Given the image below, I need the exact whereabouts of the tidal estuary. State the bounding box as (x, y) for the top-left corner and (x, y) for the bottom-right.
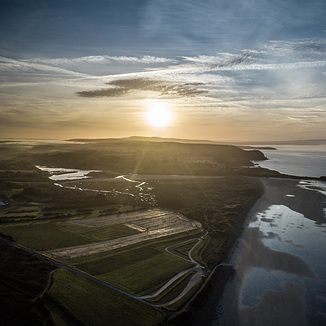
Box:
(211, 178), (326, 326)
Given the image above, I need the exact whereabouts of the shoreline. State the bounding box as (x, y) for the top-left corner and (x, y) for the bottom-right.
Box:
(168, 174), (326, 325)
(167, 177), (266, 325)
(176, 175), (326, 326)
(215, 176), (326, 326)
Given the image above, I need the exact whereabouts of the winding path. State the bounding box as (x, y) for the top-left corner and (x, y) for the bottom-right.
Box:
(138, 233), (208, 307)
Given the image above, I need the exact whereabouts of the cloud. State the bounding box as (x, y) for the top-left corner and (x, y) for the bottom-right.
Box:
(180, 39), (326, 72)
(3, 38), (325, 85)
(77, 87), (127, 98)
(72, 38), (326, 108)
(2, 38), (326, 122)
(25, 55), (175, 66)
(211, 60), (326, 71)
(183, 46), (326, 72)
(76, 78), (207, 98)
(0, 56), (88, 77)
(183, 52), (262, 66)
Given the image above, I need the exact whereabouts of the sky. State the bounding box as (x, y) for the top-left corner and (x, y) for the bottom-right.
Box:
(1, 0), (326, 142)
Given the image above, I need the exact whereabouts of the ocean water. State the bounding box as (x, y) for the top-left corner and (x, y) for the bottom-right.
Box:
(253, 145), (326, 178)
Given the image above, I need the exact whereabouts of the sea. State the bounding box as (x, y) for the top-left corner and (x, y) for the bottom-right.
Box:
(253, 144), (326, 178)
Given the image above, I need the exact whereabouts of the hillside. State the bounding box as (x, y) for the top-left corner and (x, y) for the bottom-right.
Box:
(33, 138), (267, 175)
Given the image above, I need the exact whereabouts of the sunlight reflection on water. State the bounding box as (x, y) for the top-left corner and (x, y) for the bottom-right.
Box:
(214, 179), (326, 326)
(254, 145), (326, 178)
(249, 205), (326, 276)
(36, 165), (102, 181)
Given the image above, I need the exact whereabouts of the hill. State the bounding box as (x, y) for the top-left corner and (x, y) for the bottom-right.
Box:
(35, 138), (267, 175)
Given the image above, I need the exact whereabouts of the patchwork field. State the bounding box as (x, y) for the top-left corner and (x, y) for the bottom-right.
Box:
(0, 208), (204, 309)
(42, 209), (201, 260)
(0, 218), (141, 251)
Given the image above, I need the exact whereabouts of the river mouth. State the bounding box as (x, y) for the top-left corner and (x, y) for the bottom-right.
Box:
(213, 178), (326, 326)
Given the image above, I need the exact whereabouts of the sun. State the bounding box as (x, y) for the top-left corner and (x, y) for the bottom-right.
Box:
(145, 101), (172, 127)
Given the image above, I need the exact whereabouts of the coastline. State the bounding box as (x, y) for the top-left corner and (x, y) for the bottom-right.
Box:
(168, 173), (326, 325)
(168, 177), (266, 325)
(217, 176), (326, 326)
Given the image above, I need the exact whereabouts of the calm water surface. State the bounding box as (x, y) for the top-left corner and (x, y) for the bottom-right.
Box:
(254, 145), (326, 178)
(212, 178), (326, 326)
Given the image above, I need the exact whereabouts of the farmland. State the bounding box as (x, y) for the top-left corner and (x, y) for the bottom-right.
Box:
(47, 269), (165, 326)
(0, 138), (264, 324)
(0, 217), (142, 251)
(43, 209), (201, 259)
(0, 207), (205, 308)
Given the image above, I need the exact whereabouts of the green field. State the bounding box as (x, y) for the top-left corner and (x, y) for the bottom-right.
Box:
(0, 219), (140, 250)
(48, 269), (165, 326)
(0, 216), (204, 307)
(58, 221), (140, 241)
(168, 239), (198, 260)
(0, 222), (90, 250)
(98, 253), (194, 295)
(72, 232), (202, 298)
(74, 245), (161, 275)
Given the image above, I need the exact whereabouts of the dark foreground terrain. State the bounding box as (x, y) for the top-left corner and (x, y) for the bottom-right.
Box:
(0, 234), (56, 326)
(0, 138), (273, 325)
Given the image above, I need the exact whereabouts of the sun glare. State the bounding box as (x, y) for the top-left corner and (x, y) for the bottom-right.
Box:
(145, 101), (172, 127)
